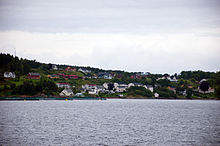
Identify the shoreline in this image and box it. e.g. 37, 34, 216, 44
105, 97, 219, 100
0, 96, 219, 100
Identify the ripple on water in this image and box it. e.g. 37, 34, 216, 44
0, 99, 220, 145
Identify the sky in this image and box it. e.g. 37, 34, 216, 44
0, 0, 220, 74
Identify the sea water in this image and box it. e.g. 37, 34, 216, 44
0, 99, 220, 145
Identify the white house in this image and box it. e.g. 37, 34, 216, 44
144, 85, 154, 92
103, 82, 109, 89
82, 84, 98, 95
115, 84, 128, 93
128, 83, 144, 88
169, 76, 178, 82
82, 84, 97, 91
157, 75, 178, 82
56, 83, 71, 88
141, 72, 150, 76
104, 74, 113, 79
52, 64, 58, 70
88, 90, 98, 95
78, 68, 91, 73
178, 90, 187, 96
60, 89, 74, 96
98, 72, 112, 79
113, 83, 119, 88
4, 72, 15, 78
96, 85, 106, 93
75, 93, 85, 97
82, 84, 106, 95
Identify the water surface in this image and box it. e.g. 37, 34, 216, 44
0, 99, 220, 145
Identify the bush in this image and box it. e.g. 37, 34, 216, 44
156, 87, 176, 98
127, 86, 152, 97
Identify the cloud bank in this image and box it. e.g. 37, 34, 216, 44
0, 31, 219, 74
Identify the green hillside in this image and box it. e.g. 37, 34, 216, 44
0, 53, 220, 99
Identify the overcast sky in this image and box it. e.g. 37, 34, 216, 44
0, 0, 220, 74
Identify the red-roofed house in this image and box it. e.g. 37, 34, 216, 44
63, 75, 79, 79
48, 74, 60, 79
68, 75, 78, 79
27, 72, 41, 79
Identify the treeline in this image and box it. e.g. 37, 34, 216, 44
0, 53, 123, 75
0, 54, 30, 76
0, 53, 45, 76
179, 71, 215, 81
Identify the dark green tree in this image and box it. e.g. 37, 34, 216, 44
186, 88, 193, 98
10, 83, 16, 90
108, 83, 114, 90
199, 80, 209, 93
157, 79, 171, 87
155, 87, 176, 98
212, 72, 220, 98
127, 86, 152, 97
39, 77, 58, 95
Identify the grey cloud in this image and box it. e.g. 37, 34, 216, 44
0, 0, 220, 73
0, 0, 220, 33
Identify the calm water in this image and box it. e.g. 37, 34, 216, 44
0, 99, 220, 146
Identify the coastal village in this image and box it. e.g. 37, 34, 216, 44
1, 54, 218, 99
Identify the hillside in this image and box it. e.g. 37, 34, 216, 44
0, 53, 219, 99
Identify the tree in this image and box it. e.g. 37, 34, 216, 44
22, 62, 31, 74
48, 63, 52, 69
212, 72, 220, 98
10, 84, 16, 90
108, 83, 114, 90
39, 77, 58, 95
155, 87, 176, 98
180, 70, 215, 81
199, 80, 209, 93
13, 80, 38, 95
127, 86, 152, 97
4, 85, 8, 90
157, 79, 171, 87
186, 88, 193, 98
150, 77, 156, 86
